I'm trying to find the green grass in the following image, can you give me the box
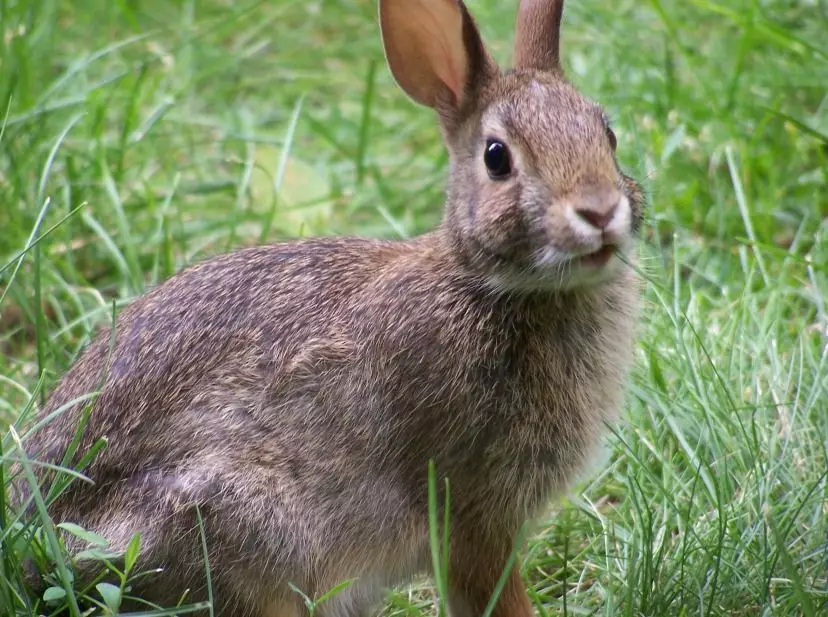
[1,0,826,615]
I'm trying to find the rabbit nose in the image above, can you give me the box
[576,201,618,230]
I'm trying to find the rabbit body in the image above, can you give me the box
[31,233,637,616]
[20,1,645,616]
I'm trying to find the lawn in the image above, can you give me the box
[1,0,826,616]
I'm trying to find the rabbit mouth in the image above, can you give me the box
[579,244,618,268]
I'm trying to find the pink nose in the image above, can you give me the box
[576,204,617,230]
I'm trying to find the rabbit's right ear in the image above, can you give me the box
[513,0,565,72]
[379,0,496,112]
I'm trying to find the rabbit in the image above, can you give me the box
[15,0,645,615]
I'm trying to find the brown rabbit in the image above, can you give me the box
[17,0,644,615]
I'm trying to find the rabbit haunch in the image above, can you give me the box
[19,1,643,616]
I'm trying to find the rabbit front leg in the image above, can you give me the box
[447,531,533,617]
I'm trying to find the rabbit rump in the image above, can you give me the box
[19,0,644,616]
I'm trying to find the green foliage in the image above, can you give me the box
[1,0,825,616]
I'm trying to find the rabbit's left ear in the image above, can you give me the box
[379,0,497,110]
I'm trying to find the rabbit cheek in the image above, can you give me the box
[472,182,533,264]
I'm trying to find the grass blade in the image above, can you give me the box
[8,427,81,617]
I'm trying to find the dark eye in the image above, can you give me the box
[601,113,617,150]
[606,126,617,150]
[484,139,512,179]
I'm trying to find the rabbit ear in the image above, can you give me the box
[379,0,496,110]
[513,0,565,72]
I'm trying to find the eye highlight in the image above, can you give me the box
[484,139,512,179]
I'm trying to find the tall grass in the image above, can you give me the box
[1,0,826,615]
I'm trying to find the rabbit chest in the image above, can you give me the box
[427,287,634,517]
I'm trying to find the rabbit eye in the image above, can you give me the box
[484,139,512,179]
[606,126,618,150]
[601,113,617,150]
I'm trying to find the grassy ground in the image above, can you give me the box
[1,0,826,615]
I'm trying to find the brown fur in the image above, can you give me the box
[16,1,644,616]
[513,0,565,72]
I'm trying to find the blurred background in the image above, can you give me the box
[1,1,826,615]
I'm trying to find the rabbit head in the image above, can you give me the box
[380,0,644,291]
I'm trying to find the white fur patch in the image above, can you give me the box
[604,194,631,244]
[564,204,603,247]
